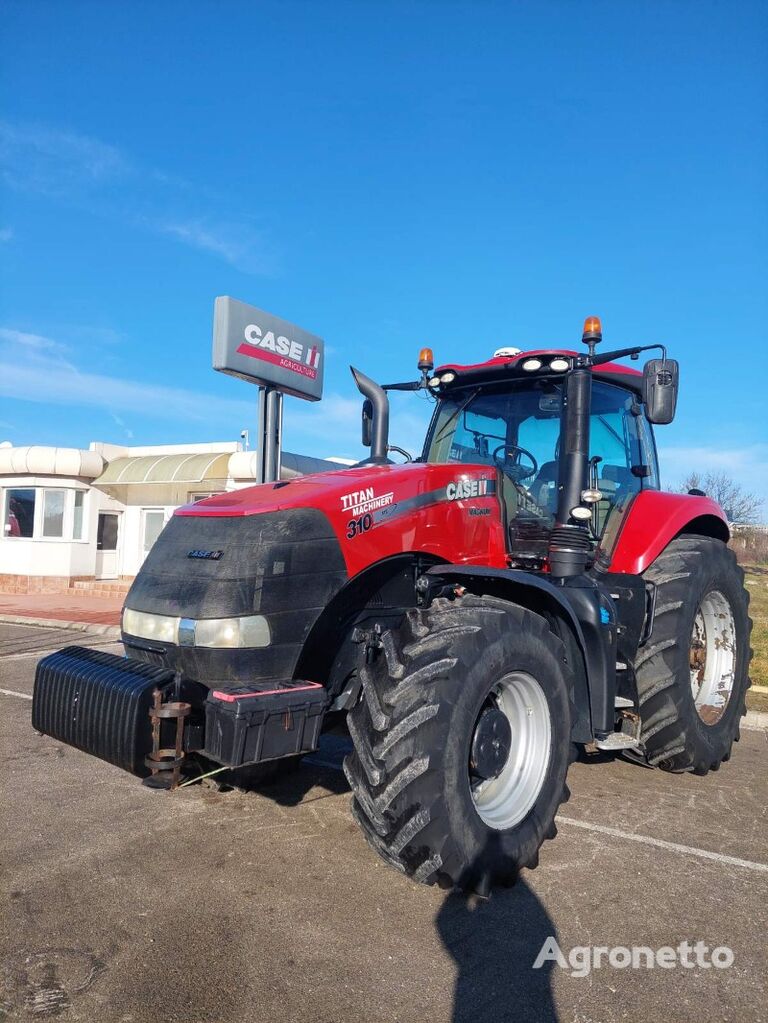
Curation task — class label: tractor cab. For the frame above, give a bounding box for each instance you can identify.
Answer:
[421,350,661,564]
[356,315,678,575]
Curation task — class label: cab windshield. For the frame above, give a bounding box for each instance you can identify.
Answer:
[423,378,659,531]
[424,381,562,522]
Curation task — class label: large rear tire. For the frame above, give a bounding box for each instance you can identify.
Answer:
[635,536,752,773]
[344,594,574,894]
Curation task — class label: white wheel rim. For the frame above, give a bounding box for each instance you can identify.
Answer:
[689,589,737,726]
[470,672,552,830]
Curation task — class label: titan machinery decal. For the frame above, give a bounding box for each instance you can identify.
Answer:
[340,487,395,516]
[341,487,395,539]
[342,478,496,539]
[212,296,324,402]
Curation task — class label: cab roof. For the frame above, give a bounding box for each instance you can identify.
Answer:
[435,348,644,395]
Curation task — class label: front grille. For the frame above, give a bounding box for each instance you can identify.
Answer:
[123,508,348,684]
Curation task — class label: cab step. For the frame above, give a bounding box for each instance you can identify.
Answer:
[594,731,642,751]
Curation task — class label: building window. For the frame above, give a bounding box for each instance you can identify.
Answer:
[3,488,36,538]
[97,512,119,552]
[1,487,90,541]
[141,509,166,557]
[73,491,85,540]
[42,489,67,538]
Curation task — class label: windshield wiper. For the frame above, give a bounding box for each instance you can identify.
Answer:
[433,388,481,446]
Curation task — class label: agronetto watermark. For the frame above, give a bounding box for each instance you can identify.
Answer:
[533,938,734,979]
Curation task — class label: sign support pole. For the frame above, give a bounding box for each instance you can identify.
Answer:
[263,388,283,483]
[255,386,268,484]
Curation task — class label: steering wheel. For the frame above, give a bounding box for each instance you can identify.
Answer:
[492,443,538,483]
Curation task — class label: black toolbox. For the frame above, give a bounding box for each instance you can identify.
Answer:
[202,681,326,767]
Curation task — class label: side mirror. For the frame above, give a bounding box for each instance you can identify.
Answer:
[643,358,679,424]
[361,398,373,447]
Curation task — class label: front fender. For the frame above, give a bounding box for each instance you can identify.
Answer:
[424,565,609,741]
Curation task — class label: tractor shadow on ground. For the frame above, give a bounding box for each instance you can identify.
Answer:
[221,733,354,805]
[222,737,561,1021]
[435,866,560,1023]
[260,760,351,805]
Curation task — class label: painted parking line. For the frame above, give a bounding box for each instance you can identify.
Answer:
[0,642,118,663]
[0,688,33,700]
[557,815,768,873]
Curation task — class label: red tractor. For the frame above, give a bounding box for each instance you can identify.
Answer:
[34,316,752,894]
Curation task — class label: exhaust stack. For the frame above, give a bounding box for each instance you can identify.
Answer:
[351,366,390,463]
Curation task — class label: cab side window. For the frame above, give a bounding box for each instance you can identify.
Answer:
[590,382,658,532]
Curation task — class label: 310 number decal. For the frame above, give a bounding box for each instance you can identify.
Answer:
[346,513,373,539]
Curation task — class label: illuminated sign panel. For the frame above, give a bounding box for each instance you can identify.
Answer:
[212,296,324,401]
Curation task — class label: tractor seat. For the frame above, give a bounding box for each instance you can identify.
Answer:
[529,460,559,515]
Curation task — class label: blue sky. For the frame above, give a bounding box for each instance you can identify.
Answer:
[1,0,766,510]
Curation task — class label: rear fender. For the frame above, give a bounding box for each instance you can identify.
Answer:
[600,491,729,575]
[424,565,600,742]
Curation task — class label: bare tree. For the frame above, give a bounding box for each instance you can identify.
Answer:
[676,471,762,524]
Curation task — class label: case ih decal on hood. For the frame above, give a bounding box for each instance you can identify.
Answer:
[374,477,497,527]
[446,478,493,500]
[237,323,321,381]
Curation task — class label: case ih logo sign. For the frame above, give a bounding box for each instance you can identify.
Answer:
[237,323,321,381]
[212,296,325,402]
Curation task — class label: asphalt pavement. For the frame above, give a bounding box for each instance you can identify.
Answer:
[1,622,766,1023]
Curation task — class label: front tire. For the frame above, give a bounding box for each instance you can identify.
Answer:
[344,594,573,893]
[635,536,752,773]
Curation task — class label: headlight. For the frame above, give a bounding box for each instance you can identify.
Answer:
[122,608,180,643]
[195,615,271,649]
[122,609,270,648]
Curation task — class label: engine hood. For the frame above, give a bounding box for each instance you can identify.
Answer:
[123,460,508,685]
[176,461,508,577]
[176,462,428,519]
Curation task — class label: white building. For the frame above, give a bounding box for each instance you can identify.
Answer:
[0,440,338,594]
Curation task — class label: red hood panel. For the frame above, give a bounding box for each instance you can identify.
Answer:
[176,464,413,518]
[176,462,509,576]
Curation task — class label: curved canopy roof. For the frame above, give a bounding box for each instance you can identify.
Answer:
[95,451,231,486]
